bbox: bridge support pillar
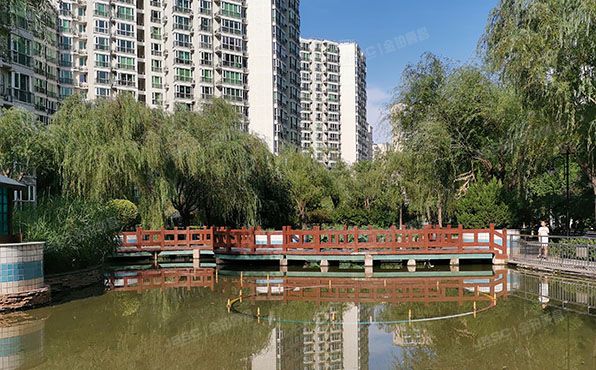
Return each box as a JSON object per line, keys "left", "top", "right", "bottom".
{"left": 193, "top": 249, "right": 201, "bottom": 269}
{"left": 280, "top": 258, "right": 288, "bottom": 267}
{"left": 450, "top": 258, "right": 459, "bottom": 266}
{"left": 364, "top": 255, "right": 373, "bottom": 268}
{"left": 407, "top": 259, "right": 416, "bottom": 272}
{"left": 280, "top": 265, "right": 288, "bottom": 274}
{"left": 450, "top": 264, "right": 459, "bottom": 272}
{"left": 492, "top": 257, "right": 507, "bottom": 266}
{"left": 320, "top": 260, "right": 329, "bottom": 273}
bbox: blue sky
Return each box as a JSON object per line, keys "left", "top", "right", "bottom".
{"left": 300, "top": 0, "right": 498, "bottom": 143}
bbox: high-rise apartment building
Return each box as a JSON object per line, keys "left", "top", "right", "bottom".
{"left": 247, "top": 0, "right": 301, "bottom": 154}
{"left": 300, "top": 38, "right": 372, "bottom": 167}
{"left": 53, "top": 0, "right": 250, "bottom": 125}
{"left": 53, "top": 0, "right": 299, "bottom": 143}
{"left": 0, "top": 0, "right": 60, "bottom": 124}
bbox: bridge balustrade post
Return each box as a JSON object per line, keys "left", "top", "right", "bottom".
{"left": 489, "top": 223, "right": 495, "bottom": 252}
{"left": 136, "top": 226, "right": 143, "bottom": 251}
{"left": 354, "top": 227, "right": 359, "bottom": 253}
{"left": 313, "top": 225, "right": 321, "bottom": 253}
{"left": 458, "top": 224, "right": 464, "bottom": 253}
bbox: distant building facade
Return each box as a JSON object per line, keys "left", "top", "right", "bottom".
{"left": 300, "top": 38, "right": 372, "bottom": 167}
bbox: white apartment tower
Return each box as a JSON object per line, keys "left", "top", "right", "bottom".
{"left": 246, "top": 0, "right": 301, "bottom": 154}
{"left": 300, "top": 38, "right": 372, "bottom": 166}
{"left": 55, "top": 0, "right": 301, "bottom": 143}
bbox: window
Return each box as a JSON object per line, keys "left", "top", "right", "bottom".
{"left": 175, "top": 50, "right": 191, "bottom": 65}
{"left": 117, "top": 23, "right": 134, "bottom": 37}
{"left": 96, "top": 87, "right": 110, "bottom": 97}
{"left": 94, "top": 3, "right": 109, "bottom": 17}
{"left": 151, "top": 59, "right": 162, "bottom": 72}
{"left": 221, "top": 19, "right": 241, "bottom": 35}
{"left": 152, "top": 76, "right": 162, "bottom": 88}
{"left": 117, "top": 56, "right": 135, "bottom": 70}
{"left": 95, "top": 53, "right": 110, "bottom": 68}
{"left": 95, "top": 36, "right": 109, "bottom": 50}
{"left": 221, "top": 2, "right": 241, "bottom": 18}
{"left": 151, "top": 26, "right": 162, "bottom": 40}
{"left": 223, "top": 70, "right": 242, "bottom": 85}
{"left": 117, "top": 39, "right": 135, "bottom": 53}
{"left": 201, "top": 69, "right": 213, "bottom": 82}
{"left": 175, "top": 85, "right": 192, "bottom": 99}
{"left": 96, "top": 70, "right": 110, "bottom": 84}
{"left": 175, "top": 68, "right": 192, "bottom": 82}
{"left": 174, "top": 16, "right": 191, "bottom": 30}
{"left": 0, "top": 187, "right": 8, "bottom": 236}
{"left": 175, "top": 33, "right": 191, "bottom": 48}
{"left": 117, "top": 6, "right": 134, "bottom": 21}
{"left": 95, "top": 19, "right": 109, "bottom": 34}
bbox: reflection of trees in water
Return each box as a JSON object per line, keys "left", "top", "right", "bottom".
{"left": 35, "top": 286, "right": 273, "bottom": 369}
{"left": 380, "top": 298, "right": 596, "bottom": 370}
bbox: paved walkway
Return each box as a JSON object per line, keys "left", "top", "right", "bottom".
{"left": 508, "top": 255, "right": 596, "bottom": 277}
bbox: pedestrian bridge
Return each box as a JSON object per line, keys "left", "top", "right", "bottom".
{"left": 117, "top": 224, "right": 508, "bottom": 266}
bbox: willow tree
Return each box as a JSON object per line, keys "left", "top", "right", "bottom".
{"left": 277, "top": 150, "right": 333, "bottom": 227}
{"left": 164, "top": 100, "right": 291, "bottom": 227}
{"left": 0, "top": 108, "right": 50, "bottom": 181}
{"left": 50, "top": 94, "right": 168, "bottom": 227}
{"left": 484, "top": 0, "right": 596, "bottom": 223}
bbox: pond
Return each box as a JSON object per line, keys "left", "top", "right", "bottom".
{"left": 1, "top": 266, "right": 595, "bottom": 369}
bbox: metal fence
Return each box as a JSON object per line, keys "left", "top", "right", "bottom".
{"left": 510, "top": 235, "right": 596, "bottom": 274}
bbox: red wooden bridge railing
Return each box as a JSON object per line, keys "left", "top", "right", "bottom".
{"left": 118, "top": 224, "right": 508, "bottom": 258}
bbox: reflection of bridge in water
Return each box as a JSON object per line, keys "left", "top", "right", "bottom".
{"left": 106, "top": 268, "right": 509, "bottom": 307}
{"left": 509, "top": 270, "right": 596, "bottom": 315}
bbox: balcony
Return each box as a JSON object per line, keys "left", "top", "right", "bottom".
{"left": 116, "top": 79, "right": 136, "bottom": 87}
{"left": 151, "top": 33, "right": 162, "bottom": 40}
{"left": 152, "top": 82, "right": 163, "bottom": 89}
{"left": 117, "top": 47, "right": 135, "bottom": 54}
{"left": 11, "top": 51, "right": 32, "bottom": 67}
{"left": 95, "top": 61, "right": 110, "bottom": 68}
{"left": 174, "top": 41, "right": 191, "bottom": 48}
{"left": 94, "top": 27, "right": 109, "bottom": 34}
{"left": 12, "top": 89, "right": 32, "bottom": 104}
{"left": 221, "top": 27, "right": 242, "bottom": 36}
{"left": 199, "top": 8, "right": 212, "bottom": 15}
{"left": 117, "top": 63, "right": 135, "bottom": 71}
{"left": 59, "top": 77, "right": 74, "bottom": 85}
{"left": 173, "top": 23, "right": 191, "bottom": 31}
{"left": 95, "top": 78, "right": 111, "bottom": 85}
{"left": 174, "top": 76, "right": 192, "bottom": 82}
{"left": 174, "top": 58, "right": 191, "bottom": 65}
{"left": 116, "top": 30, "right": 135, "bottom": 37}
{"left": 223, "top": 78, "right": 243, "bottom": 86}
{"left": 59, "top": 60, "right": 73, "bottom": 67}
{"left": 223, "top": 94, "right": 243, "bottom": 102}
{"left": 151, "top": 66, "right": 163, "bottom": 73}
{"left": 151, "top": 50, "right": 163, "bottom": 56}
{"left": 173, "top": 6, "right": 191, "bottom": 14}
{"left": 95, "top": 44, "right": 109, "bottom": 51}
{"left": 220, "top": 10, "right": 242, "bottom": 19}
{"left": 150, "top": 16, "right": 162, "bottom": 23}
{"left": 152, "top": 99, "right": 163, "bottom": 105}
{"left": 201, "top": 77, "right": 213, "bottom": 83}
{"left": 116, "top": 13, "right": 135, "bottom": 22}
{"left": 149, "top": 1, "right": 162, "bottom": 7}
{"left": 94, "top": 10, "right": 109, "bottom": 17}
{"left": 175, "top": 92, "right": 193, "bottom": 100}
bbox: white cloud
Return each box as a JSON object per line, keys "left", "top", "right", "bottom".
{"left": 366, "top": 86, "right": 392, "bottom": 144}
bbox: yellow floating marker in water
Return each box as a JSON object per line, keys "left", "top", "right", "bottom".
{"left": 227, "top": 298, "right": 231, "bottom": 313}
{"left": 473, "top": 301, "right": 477, "bottom": 318}
{"left": 239, "top": 289, "right": 243, "bottom": 303}
{"left": 240, "top": 271, "right": 244, "bottom": 287}
{"left": 408, "top": 309, "right": 412, "bottom": 322}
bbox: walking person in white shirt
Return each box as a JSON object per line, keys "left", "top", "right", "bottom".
{"left": 538, "top": 221, "right": 550, "bottom": 259}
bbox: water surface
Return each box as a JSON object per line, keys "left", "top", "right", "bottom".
{"left": 1, "top": 267, "right": 595, "bottom": 369}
